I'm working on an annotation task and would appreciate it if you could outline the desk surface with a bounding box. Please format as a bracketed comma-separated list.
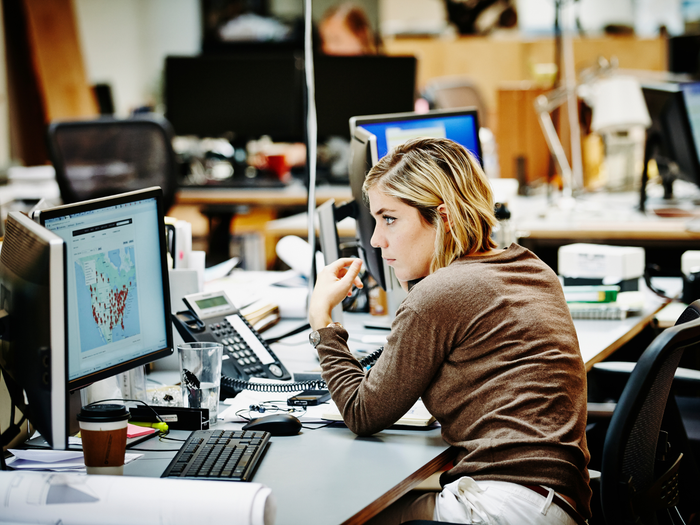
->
[127, 424, 452, 525]
[176, 182, 352, 208]
[513, 190, 700, 242]
[137, 273, 674, 525]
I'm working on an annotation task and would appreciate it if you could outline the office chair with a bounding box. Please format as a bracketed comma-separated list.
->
[423, 76, 489, 128]
[599, 300, 700, 525]
[47, 114, 178, 212]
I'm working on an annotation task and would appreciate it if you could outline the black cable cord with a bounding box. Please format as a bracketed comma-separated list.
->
[87, 398, 167, 426]
[222, 347, 384, 394]
[264, 322, 311, 344]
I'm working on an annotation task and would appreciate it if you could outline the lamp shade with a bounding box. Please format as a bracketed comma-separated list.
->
[590, 76, 651, 133]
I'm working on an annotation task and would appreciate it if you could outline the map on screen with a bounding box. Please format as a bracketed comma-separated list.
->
[75, 246, 140, 352]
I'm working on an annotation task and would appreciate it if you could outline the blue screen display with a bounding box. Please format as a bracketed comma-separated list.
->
[358, 113, 480, 161]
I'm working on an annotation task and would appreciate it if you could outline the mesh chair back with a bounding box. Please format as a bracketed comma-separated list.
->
[424, 77, 488, 127]
[601, 299, 700, 524]
[47, 115, 177, 212]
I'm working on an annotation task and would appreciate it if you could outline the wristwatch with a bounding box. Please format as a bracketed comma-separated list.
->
[309, 322, 342, 348]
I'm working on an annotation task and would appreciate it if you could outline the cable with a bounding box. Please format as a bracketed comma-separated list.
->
[222, 347, 384, 393]
[263, 322, 311, 344]
[87, 398, 169, 432]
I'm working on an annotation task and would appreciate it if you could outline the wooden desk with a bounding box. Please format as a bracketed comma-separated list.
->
[176, 183, 352, 208]
[175, 184, 353, 268]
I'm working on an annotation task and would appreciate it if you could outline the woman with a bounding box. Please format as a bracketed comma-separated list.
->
[319, 2, 376, 56]
[308, 137, 591, 524]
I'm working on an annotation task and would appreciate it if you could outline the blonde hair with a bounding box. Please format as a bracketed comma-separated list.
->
[363, 137, 497, 273]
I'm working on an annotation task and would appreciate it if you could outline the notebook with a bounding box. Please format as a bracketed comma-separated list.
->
[321, 399, 436, 427]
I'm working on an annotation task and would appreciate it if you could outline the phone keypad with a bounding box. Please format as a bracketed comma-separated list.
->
[211, 318, 267, 378]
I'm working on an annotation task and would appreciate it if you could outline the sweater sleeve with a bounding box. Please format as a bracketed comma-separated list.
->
[316, 304, 448, 436]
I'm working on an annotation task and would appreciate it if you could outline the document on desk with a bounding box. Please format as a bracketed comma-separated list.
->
[219, 388, 330, 426]
[0, 470, 275, 525]
[220, 390, 436, 428]
[321, 399, 437, 427]
[6, 449, 142, 472]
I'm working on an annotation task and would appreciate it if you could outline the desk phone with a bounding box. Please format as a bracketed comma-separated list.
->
[172, 291, 292, 391]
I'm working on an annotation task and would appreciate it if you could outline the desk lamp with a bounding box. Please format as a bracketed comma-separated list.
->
[588, 75, 651, 192]
[535, 58, 650, 200]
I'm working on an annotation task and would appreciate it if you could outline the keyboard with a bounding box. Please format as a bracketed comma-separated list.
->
[161, 429, 270, 482]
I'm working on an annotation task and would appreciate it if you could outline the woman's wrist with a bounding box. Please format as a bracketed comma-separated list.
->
[309, 312, 333, 331]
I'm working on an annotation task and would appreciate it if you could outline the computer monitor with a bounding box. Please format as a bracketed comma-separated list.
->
[164, 54, 304, 142]
[640, 81, 700, 210]
[350, 108, 483, 163]
[165, 54, 416, 142]
[314, 55, 417, 141]
[35, 187, 173, 393]
[348, 109, 483, 292]
[0, 212, 68, 449]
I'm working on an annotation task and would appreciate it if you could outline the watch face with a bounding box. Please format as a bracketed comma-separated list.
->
[309, 330, 321, 348]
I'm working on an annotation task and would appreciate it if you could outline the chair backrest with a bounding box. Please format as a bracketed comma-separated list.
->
[423, 76, 488, 127]
[600, 299, 700, 524]
[47, 114, 178, 212]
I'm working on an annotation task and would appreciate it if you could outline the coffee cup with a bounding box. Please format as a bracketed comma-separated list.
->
[77, 404, 130, 475]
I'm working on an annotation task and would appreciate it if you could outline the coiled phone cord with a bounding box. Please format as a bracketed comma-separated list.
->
[221, 347, 384, 393]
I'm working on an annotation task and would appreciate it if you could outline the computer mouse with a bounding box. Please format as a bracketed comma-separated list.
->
[242, 413, 302, 436]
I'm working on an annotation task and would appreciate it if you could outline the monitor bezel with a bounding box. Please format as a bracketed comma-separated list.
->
[0, 211, 68, 449]
[34, 187, 173, 392]
[349, 126, 387, 290]
[349, 107, 484, 166]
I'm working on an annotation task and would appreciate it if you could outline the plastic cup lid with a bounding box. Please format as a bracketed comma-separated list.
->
[77, 404, 130, 422]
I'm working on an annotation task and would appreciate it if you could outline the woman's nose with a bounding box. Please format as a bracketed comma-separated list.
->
[370, 228, 385, 249]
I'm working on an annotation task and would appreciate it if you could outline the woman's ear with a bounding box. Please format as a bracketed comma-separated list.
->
[437, 203, 451, 233]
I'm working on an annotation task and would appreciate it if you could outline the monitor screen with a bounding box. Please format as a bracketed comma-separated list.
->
[164, 54, 304, 142]
[0, 212, 68, 449]
[641, 81, 700, 198]
[350, 108, 482, 164]
[314, 55, 417, 140]
[36, 188, 173, 391]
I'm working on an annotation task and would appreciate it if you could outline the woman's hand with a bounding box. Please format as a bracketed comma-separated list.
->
[308, 258, 363, 330]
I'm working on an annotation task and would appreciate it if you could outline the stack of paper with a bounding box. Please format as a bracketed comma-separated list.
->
[6, 448, 142, 472]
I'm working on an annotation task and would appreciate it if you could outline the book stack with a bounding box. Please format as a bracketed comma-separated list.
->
[563, 285, 628, 320]
[240, 299, 280, 332]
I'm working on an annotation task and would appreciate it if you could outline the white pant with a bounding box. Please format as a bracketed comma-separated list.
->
[435, 478, 580, 525]
[365, 477, 582, 525]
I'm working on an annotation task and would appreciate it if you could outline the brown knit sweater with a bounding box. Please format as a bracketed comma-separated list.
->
[316, 244, 592, 518]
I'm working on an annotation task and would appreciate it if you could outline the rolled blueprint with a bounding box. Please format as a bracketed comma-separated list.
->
[0, 470, 276, 525]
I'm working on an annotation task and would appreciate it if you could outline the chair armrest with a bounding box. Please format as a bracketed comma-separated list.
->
[593, 361, 700, 387]
[587, 402, 617, 419]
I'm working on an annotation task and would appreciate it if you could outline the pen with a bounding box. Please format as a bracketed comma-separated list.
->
[131, 421, 169, 433]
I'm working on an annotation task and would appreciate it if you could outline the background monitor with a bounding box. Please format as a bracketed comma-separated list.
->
[314, 55, 417, 141]
[36, 187, 173, 392]
[641, 81, 700, 207]
[164, 54, 304, 142]
[0, 212, 68, 449]
[350, 107, 482, 163]
[348, 109, 483, 292]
